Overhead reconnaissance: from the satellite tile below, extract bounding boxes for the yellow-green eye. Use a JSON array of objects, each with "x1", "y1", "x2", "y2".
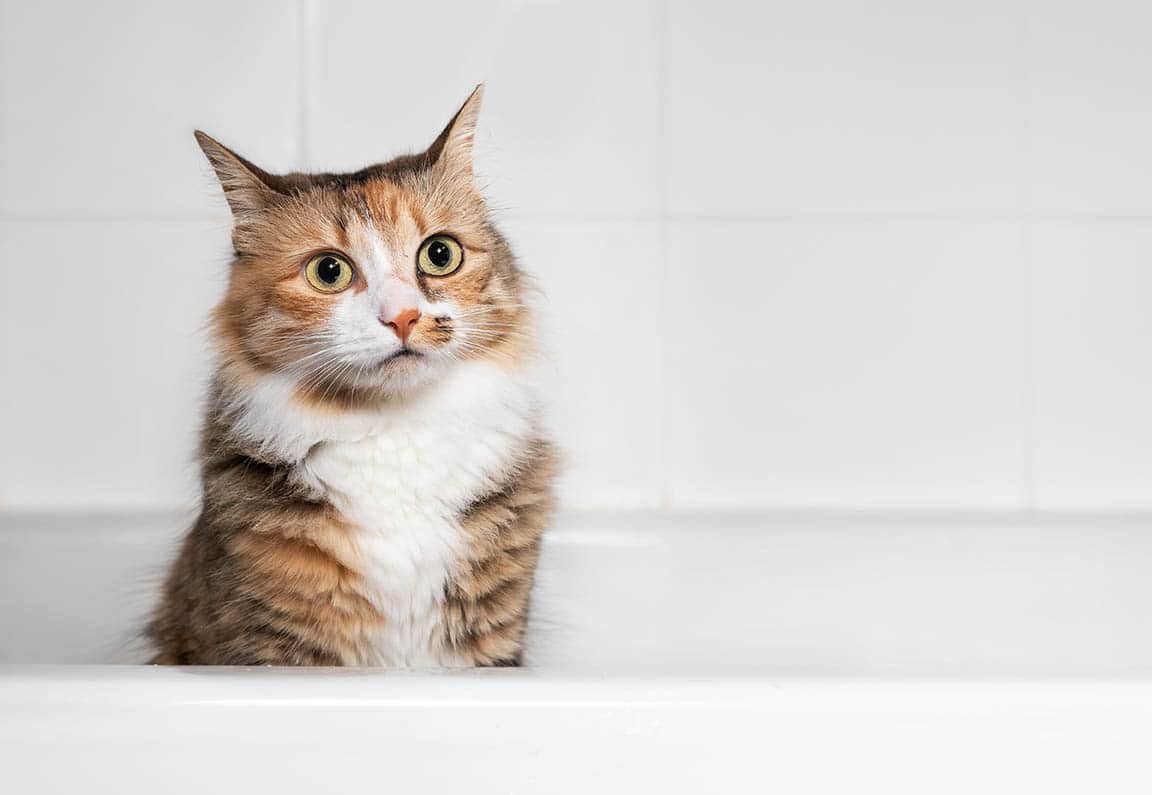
[
  {"x1": 417, "y1": 234, "x2": 464, "y2": 276},
  {"x1": 304, "y1": 253, "x2": 355, "y2": 293}
]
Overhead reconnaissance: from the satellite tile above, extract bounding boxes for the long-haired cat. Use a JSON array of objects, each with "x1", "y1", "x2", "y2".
[{"x1": 147, "y1": 85, "x2": 557, "y2": 666}]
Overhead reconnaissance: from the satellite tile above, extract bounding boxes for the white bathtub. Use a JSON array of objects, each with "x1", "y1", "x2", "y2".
[{"x1": 2, "y1": 511, "x2": 1151, "y2": 793}]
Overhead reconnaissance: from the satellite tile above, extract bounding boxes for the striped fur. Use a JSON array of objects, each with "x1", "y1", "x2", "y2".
[{"x1": 147, "y1": 86, "x2": 557, "y2": 666}]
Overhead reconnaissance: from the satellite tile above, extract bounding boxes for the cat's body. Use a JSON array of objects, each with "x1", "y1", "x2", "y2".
[{"x1": 148, "y1": 86, "x2": 556, "y2": 666}]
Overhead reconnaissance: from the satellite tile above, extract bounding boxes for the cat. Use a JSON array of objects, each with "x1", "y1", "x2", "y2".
[{"x1": 147, "y1": 85, "x2": 557, "y2": 666}]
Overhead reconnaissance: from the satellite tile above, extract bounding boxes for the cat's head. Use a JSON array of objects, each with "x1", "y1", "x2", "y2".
[{"x1": 199, "y1": 85, "x2": 528, "y2": 406}]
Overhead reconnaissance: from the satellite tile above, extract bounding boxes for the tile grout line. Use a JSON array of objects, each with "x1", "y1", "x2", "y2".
[
  {"x1": 297, "y1": 0, "x2": 312, "y2": 170},
  {"x1": 9, "y1": 212, "x2": 1152, "y2": 225},
  {"x1": 655, "y1": 0, "x2": 673, "y2": 512},
  {"x1": 1019, "y1": 0, "x2": 1038, "y2": 513},
  {"x1": 1021, "y1": 223, "x2": 1037, "y2": 512},
  {"x1": 0, "y1": 215, "x2": 230, "y2": 224}
]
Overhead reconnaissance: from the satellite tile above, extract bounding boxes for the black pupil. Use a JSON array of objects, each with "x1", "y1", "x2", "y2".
[
  {"x1": 428, "y1": 240, "x2": 452, "y2": 268},
  {"x1": 317, "y1": 257, "x2": 342, "y2": 284}
]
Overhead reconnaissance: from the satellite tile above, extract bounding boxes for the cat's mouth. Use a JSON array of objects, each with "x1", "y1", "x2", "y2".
[{"x1": 378, "y1": 349, "x2": 423, "y2": 367}]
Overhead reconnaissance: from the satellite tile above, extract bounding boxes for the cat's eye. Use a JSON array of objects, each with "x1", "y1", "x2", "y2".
[
  {"x1": 304, "y1": 253, "x2": 355, "y2": 293},
  {"x1": 417, "y1": 235, "x2": 464, "y2": 277}
]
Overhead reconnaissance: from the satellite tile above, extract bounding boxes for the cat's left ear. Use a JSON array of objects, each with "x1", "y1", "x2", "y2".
[{"x1": 426, "y1": 84, "x2": 484, "y2": 179}]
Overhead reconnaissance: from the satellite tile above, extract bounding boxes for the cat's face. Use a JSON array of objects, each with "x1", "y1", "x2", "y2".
[{"x1": 200, "y1": 86, "x2": 527, "y2": 406}]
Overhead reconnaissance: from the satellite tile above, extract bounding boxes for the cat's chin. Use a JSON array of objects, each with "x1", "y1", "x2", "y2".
[{"x1": 362, "y1": 350, "x2": 447, "y2": 395}]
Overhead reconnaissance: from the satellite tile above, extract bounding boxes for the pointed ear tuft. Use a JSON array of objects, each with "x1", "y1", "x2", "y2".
[
  {"x1": 426, "y1": 84, "x2": 484, "y2": 178},
  {"x1": 194, "y1": 130, "x2": 279, "y2": 220}
]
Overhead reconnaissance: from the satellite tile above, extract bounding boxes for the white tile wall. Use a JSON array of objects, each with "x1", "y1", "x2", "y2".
[
  {"x1": 1025, "y1": 0, "x2": 1152, "y2": 214},
  {"x1": 664, "y1": 220, "x2": 1029, "y2": 509},
  {"x1": 0, "y1": 220, "x2": 227, "y2": 508},
  {"x1": 666, "y1": 0, "x2": 1024, "y2": 216},
  {"x1": 506, "y1": 219, "x2": 665, "y2": 509},
  {"x1": 0, "y1": 1, "x2": 302, "y2": 217},
  {"x1": 305, "y1": 0, "x2": 662, "y2": 218},
  {"x1": 1030, "y1": 222, "x2": 1152, "y2": 510},
  {"x1": 1, "y1": 0, "x2": 1150, "y2": 512}
]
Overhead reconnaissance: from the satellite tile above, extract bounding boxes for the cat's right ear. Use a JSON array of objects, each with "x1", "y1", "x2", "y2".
[{"x1": 194, "y1": 131, "x2": 278, "y2": 221}]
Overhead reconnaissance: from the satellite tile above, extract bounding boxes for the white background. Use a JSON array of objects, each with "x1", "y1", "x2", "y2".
[{"x1": 1, "y1": 0, "x2": 1149, "y2": 513}]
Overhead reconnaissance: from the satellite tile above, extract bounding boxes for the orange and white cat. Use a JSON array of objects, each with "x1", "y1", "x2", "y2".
[{"x1": 148, "y1": 85, "x2": 557, "y2": 666}]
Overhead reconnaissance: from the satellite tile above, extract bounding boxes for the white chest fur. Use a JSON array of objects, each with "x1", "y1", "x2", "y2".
[{"x1": 235, "y1": 361, "x2": 538, "y2": 666}]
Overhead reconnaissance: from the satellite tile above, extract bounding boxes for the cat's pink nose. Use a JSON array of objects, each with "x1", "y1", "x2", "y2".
[
  {"x1": 379, "y1": 277, "x2": 423, "y2": 343},
  {"x1": 382, "y1": 308, "x2": 420, "y2": 343}
]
